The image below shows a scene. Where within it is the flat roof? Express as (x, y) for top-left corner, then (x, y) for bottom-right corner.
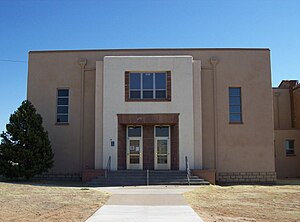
(29, 47), (270, 54)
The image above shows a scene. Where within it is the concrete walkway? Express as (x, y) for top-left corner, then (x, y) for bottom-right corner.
(86, 186), (203, 222)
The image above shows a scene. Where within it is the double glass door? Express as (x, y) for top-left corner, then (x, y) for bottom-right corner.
(126, 125), (170, 170)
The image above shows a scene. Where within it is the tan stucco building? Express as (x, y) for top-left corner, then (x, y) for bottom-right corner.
(27, 48), (298, 183)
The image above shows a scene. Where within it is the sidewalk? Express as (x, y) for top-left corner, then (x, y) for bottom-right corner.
(86, 186), (203, 222)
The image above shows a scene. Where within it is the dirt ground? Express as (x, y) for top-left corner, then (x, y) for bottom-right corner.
(184, 185), (300, 222)
(0, 182), (110, 222)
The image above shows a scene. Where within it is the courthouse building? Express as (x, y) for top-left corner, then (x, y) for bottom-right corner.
(27, 48), (299, 183)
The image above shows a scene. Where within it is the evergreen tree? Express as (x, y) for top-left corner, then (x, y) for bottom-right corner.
(0, 100), (54, 179)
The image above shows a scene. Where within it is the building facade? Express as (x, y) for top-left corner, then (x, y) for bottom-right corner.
(27, 48), (278, 183)
(273, 80), (300, 178)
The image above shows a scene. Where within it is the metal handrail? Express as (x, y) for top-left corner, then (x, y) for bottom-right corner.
(105, 156), (111, 179)
(185, 156), (191, 185)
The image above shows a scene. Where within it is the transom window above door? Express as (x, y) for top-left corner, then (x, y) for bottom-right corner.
(155, 126), (170, 137)
(128, 126), (142, 137)
(125, 71), (171, 101)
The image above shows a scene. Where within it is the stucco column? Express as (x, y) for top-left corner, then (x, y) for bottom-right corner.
(210, 57), (219, 171)
(79, 59), (87, 171)
(193, 60), (203, 169)
(95, 61), (104, 169)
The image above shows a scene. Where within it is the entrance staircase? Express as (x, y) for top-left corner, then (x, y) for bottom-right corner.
(86, 170), (210, 186)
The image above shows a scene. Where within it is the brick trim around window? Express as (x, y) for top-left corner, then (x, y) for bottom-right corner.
(166, 71), (171, 101)
(125, 71), (171, 102)
(125, 71), (130, 101)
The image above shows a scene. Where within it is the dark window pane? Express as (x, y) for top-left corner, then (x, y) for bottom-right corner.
(57, 98), (68, 105)
(229, 97), (241, 105)
(128, 126), (141, 137)
(285, 140), (295, 155)
(155, 73), (166, 89)
(130, 90), (141, 99)
(143, 90), (153, 99)
(143, 73), (153, 89)
(57, 115), (68, 123)
(230, 114), (242, 122)
(130, 73), (141, 89)
(230, 105), (241, 113)
(130, 156), (140, 164)
(58, 89), (69, 97)
(229, 87), (241, 96)
(157, 156), (168, 164)
(155, 90), (166, 99)
(156, 126), (169, 137)
(57, 106), (68, 114)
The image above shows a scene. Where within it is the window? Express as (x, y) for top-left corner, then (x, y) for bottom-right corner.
(285, 140), (295, 155)
(128, 126), (142, 137)
(57, 89), (69, 123)
(229, 87), (242, 123)
(126, 72), (170, 101)
(155, 126), (169, 137)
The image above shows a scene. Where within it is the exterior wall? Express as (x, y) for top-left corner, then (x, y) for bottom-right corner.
(213, 50), (275, 175)
(273, 88), (292, 129)
(27, 48), (275, 182)
(27, 53), (82, 174)
(275, 130), (300, 178)
(273, 83), (300, 179)
(292, 86), (300, 128)
(100, 56), (195, 170)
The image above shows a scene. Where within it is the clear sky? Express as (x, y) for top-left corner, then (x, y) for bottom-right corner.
(0, 0), (299, 133)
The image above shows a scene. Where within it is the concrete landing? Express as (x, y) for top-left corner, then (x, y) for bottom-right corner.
(86, 186), (203, 222)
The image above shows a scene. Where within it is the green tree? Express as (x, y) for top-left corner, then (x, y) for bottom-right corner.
(0, 100), (54, 179)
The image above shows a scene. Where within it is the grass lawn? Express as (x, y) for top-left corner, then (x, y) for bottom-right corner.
(184, 185), (300, 222)
(0, 182), (110, 222)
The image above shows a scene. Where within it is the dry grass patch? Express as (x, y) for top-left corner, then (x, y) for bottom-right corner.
(0, 182), (110, 222)
(184, 185), (300, 222)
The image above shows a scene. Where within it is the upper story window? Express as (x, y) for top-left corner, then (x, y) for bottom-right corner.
(229, 87), (242, 123)
(56, 89), (69, 123)
(285, 140), (295, 156)
(125, 71), (171, 101)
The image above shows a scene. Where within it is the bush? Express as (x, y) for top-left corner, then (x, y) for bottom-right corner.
(0, 100), (54, 179)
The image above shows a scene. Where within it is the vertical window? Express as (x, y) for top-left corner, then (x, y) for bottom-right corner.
(285, 140), (295, 155)
(155, 73), (167, 99)
(57, 89), (69, 123)
(129, 72), (167, 99)
(229, 87), (242, 123)
(129, 73), (141, 99)
(142, 73), (154, 99)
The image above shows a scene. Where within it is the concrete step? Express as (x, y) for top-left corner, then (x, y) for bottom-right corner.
(86, 170), (210, 186)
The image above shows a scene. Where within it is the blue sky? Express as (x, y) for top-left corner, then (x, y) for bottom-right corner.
(0, 0), (299, 133)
